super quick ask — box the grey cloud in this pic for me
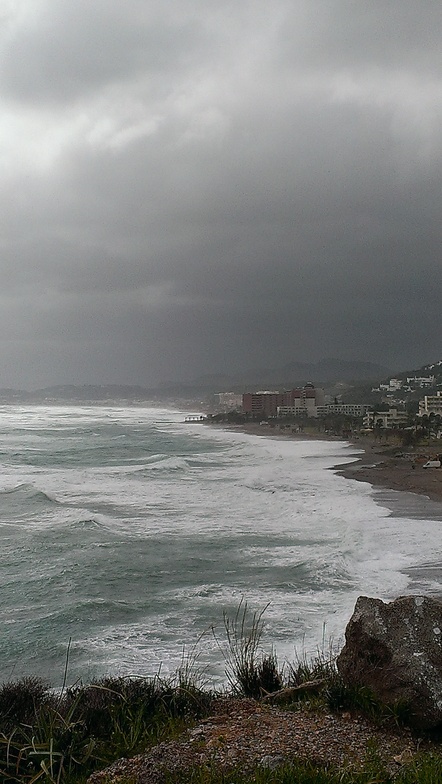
[277,1,442,73]
[0,1,441,386]
[0,0,206,105]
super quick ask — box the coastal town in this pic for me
[211,360,442,444]
[204,362,442,507]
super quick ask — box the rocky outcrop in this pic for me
[337,595,442,729]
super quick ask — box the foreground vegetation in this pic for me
[162,756,442,784]
[0,670,214,784]
[2,605,442,784]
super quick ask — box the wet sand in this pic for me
[336,438,442,504]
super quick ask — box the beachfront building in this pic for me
[363,408,409,429]
[242,390,281,417]
[316,403,372,417]
[242,384,325,418]
[418,391,442,417]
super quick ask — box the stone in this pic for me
[336,595,442,729]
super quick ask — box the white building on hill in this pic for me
[418,392,442,417]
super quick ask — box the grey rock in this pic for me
[337,595,442,729]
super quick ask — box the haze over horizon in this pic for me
[1,1,441,389]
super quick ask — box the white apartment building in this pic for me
[418,391,442,417]
[363,408,409,429]
[277,397,319,417]
[317,403,372,417]
[407,375,435,387]
[277,401,371,419]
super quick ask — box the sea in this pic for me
[1,404,442,688]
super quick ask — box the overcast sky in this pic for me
[1,0,441,388]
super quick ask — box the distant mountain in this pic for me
[0,388,31,402]
[280,358,391,384]
[187,359,391,391]
[0,359,422,406]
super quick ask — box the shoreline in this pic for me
[208,421,442,504]
[336,437,442,505]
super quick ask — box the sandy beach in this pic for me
[336,438,442,504]
[213,421,442,504]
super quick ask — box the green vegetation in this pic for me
[1,607,442,784]
[0,671,211,784]
[219,601,282,698]
[162,754,442,783]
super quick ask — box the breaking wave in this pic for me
[0,404,441,686]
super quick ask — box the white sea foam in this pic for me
[0,405,441,685]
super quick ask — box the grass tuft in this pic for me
[0,677,50,731]
[285,648,337,688]
[220,601,282,699]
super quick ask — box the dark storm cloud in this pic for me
[0,0,441,387]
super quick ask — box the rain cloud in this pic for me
[1,0,441,387]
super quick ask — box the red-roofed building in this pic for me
[242,384,325,418]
